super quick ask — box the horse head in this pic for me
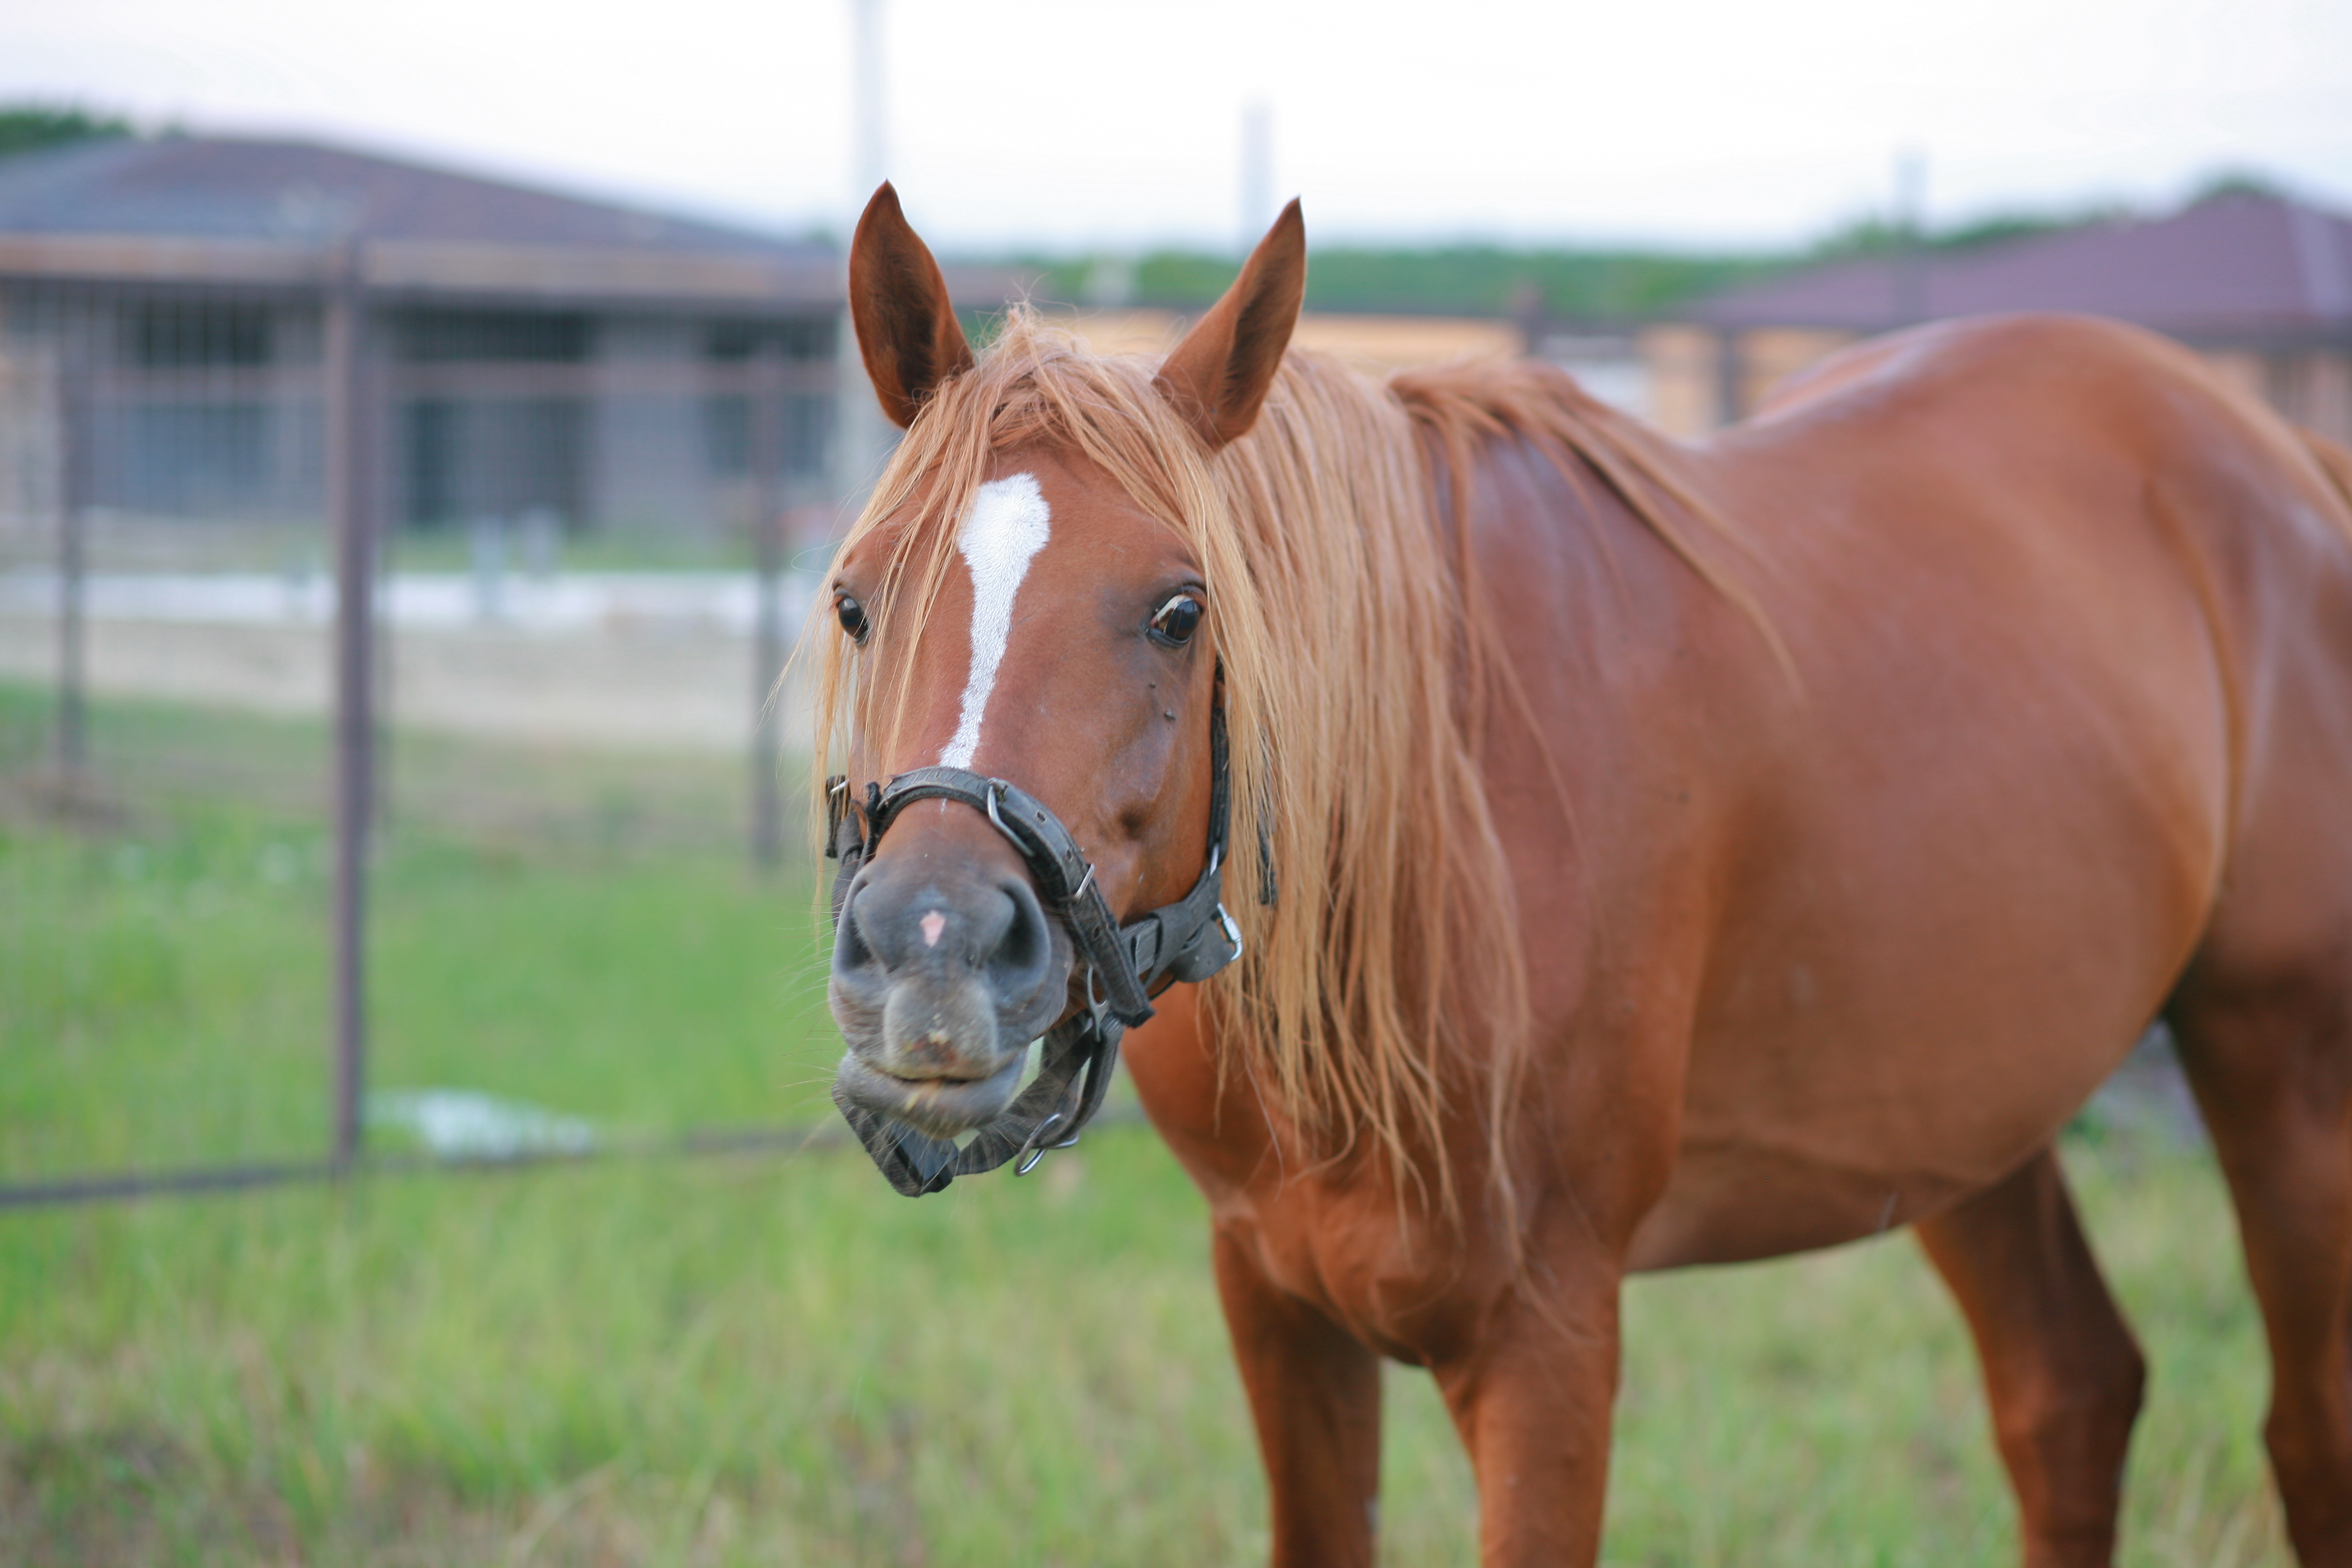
[821,185,1304,1158]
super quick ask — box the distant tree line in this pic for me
[989,172,2290,322]
[0,105,134,162]
[996,246,1781,322]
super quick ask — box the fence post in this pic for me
[53,342,86,794]
[326,242,374,1170]
[1713,328,1746,430]
[750,336,787,871]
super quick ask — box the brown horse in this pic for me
[811,184,2352,1567]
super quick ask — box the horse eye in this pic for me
[836,593,870,645]
[1150,593,1202,645]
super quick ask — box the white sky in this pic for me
[3,0,2347,254]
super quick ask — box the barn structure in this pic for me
[1642,186,2352,443]
[0,135,925,559]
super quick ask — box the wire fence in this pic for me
[2,263,889,1205]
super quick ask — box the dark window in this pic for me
[705,321,761,363]
[701,393,831,480]
[704,317,834,362]
[403,401,461,527]
[402,398,585,528]
[127,302,272,367]
[781,317,835,361]
[397,310,591,363]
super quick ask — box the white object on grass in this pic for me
[367,1089,598,1159]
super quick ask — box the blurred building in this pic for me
[1645,187,2352,443]
[0,136,959,559]
[1050,305,1523,379]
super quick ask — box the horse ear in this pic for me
[1155,199,1306,451]
[849,183,976,429]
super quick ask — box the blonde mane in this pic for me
[802,306,1741,1210]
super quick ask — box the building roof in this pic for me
[0,135,816,255]
[1689,189,2352,341]
[0,135,862,308]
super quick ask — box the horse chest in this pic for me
[1127,990,1505,1361]
[1227,1181,1486,1365]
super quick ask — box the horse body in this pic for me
[821,188,2352,1566]
[1640,315,2253,1266]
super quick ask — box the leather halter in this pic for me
[825,704,1244,1195]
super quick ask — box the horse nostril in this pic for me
[836,883,880,976]
[987,877,1051,989]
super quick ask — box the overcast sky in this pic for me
[4,0,2347,254]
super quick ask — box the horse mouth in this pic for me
[833,1049,1028,1138]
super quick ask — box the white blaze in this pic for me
[939,472,1051,769]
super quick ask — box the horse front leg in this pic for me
[1213,1227,1384,1568]
[1430,1263,1623,1567]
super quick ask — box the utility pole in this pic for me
[1892,147,1929,327]
[1238,100,1273,255]
[850,0,887,202]
[835,0,895,556]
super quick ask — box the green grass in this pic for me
[0,683,2292,1565]
[386,528,760,575]
[0,1130,2289,1566]
[0,683,836,1181]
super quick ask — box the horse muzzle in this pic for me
[827,855,1072,1138]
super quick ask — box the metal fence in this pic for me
[1,258,887,1204]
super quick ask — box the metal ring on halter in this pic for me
[1013,1109,1067,1176]
[826,775,857,853]
[1216,902,1244,964]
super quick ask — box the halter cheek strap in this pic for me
[824,704,1246,1195]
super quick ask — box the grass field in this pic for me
[0,681,835,1182]
[0,681,2295,1565]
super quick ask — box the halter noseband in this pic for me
[825,704,1244,1195]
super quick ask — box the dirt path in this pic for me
[0,616,802,754]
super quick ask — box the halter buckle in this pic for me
[1083,965,1118,1035]
[1013,1110,1066,1176]
[981,778,1031,859]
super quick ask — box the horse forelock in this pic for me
[802,304,1591,1216]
